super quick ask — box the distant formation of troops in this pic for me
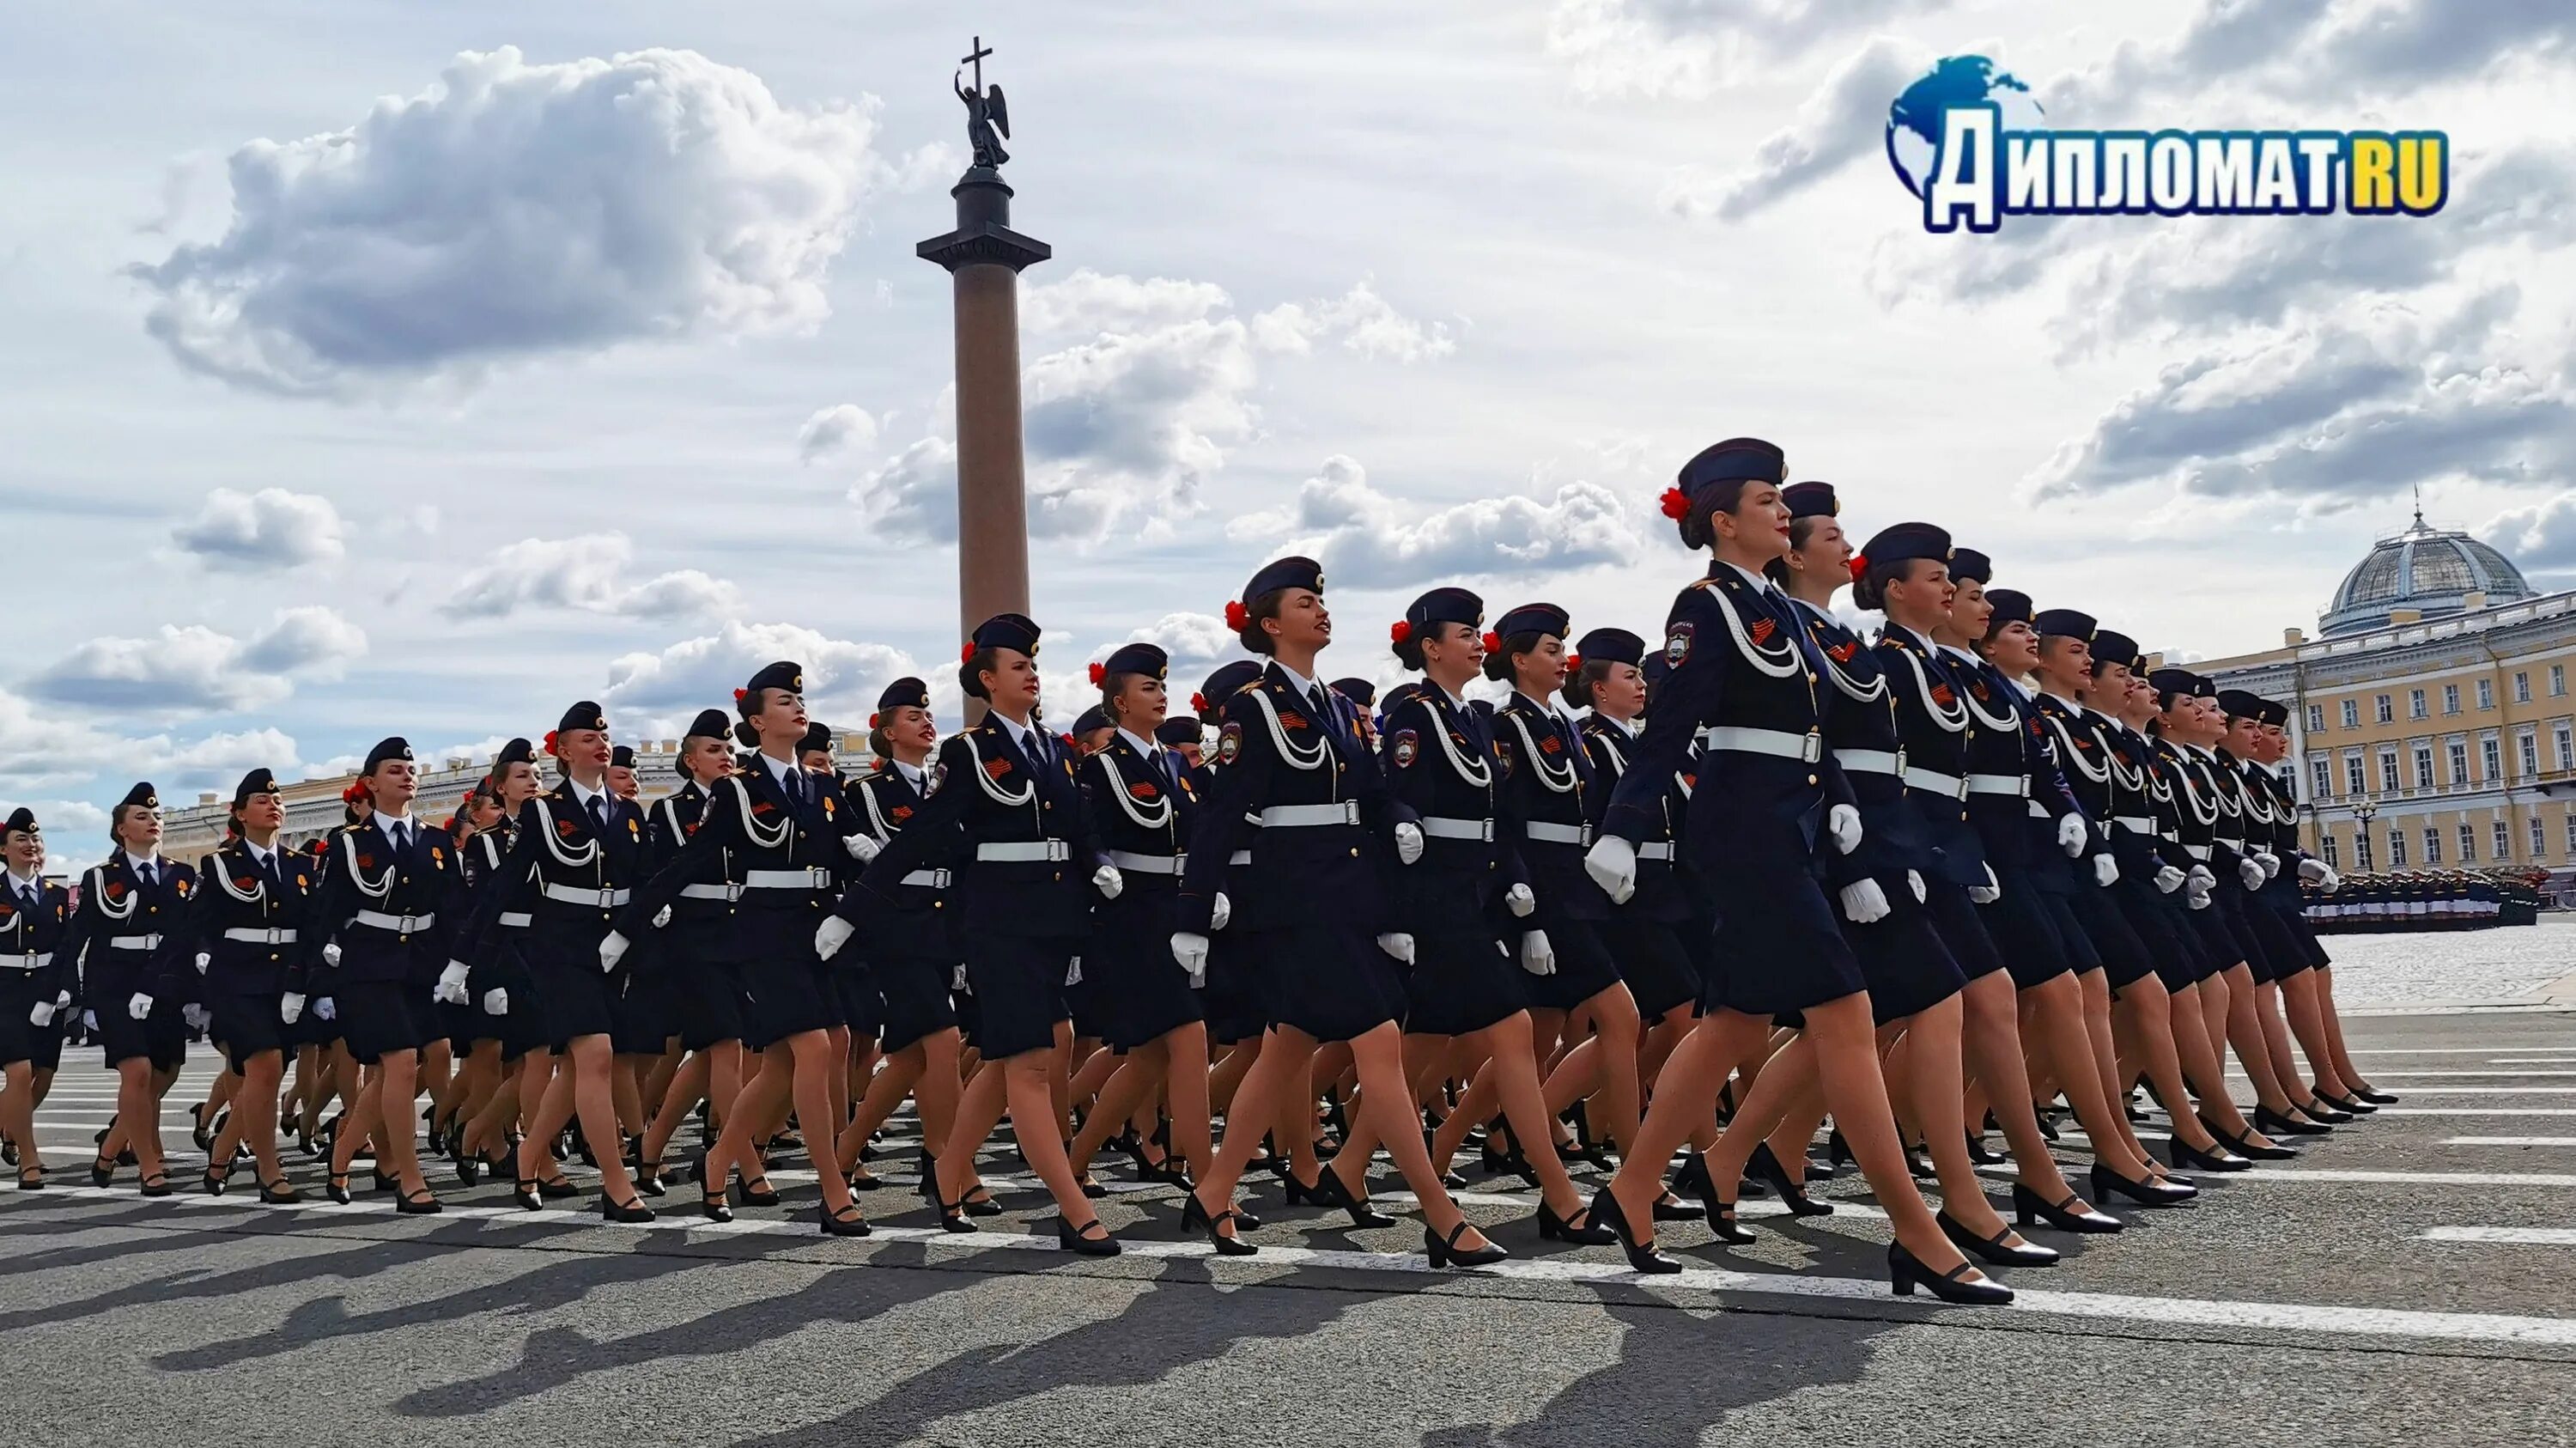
[4,437,2429,1305]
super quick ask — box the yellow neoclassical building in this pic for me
[2201,516,2576,880]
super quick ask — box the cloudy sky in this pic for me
[6,0,2573,856]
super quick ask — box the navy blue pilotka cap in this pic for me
[2092,631,2143,672]
[2032,609,2099,642]
[1984,589,2033,629]
[960,616,1041,699]
[1193,660,1262,721]
[1948,547,1993,585]
[556,700,607,734]
[1399,587,1483,639]
[1676,437,1788,494]
[1571,627,1645,668]
[870,678,928,728]
[1782,481,1838,520]
[1330,678,1376,709]
[1155,718,1204,745]
[495,737,537,769]
[1856,522,1953,570]
[1097,642,1169,682]
[2216,688,2269,721]
[798,722,835,755]
[683,710,730,742]
[2149,667,2215,700]
[1492,602,1570,642]
[361,739,411,774]
[1072,705,1111,736]
[231,769,279,806]
[1240,556,1324,602]
[610,745,636,769]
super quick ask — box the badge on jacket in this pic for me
[1218,722,1243,765]
[1391,729,1419,769]
[1665,623,1694,666]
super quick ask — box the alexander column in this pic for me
[918,36,1049,715]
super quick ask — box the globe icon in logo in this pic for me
[1886,55,2044,199]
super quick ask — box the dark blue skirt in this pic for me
[1699,867,1865,1018]
[1404,926,1526,1038]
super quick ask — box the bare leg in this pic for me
[1961,971,2083,1206]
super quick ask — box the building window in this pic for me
[2516,672,2532,704]
[2323,834,2340,868]
[2340,699,2360,728]
[2354,831,2374,870]
[2483,736,2503,781]
[2479,678,2495,710]
[2409,688,2427,720]
[2388,830,2408,867]
[2424,827,2443,864]
[2414,744,2434,788]
[2520,731,2540,778]
[2375,693,2394,723]
[2534,815,2549,860]
[2345,754,2366,794]
[2306,703,2325,733]
[2495,818,2513,861]
[2312,756,2334,799]
[2450,739,2470,782]
[2560,723,2574,774]
[2554,665,2566,697]
[2460,823,2478,862]
[2566,814,2576,857]
[2445,684,2462,715]
[2379,751,2401,793]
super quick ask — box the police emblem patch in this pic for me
[1496,739,1516,776]
[1391,729,1419,769]
[1218,721,1243,765]
[1664,623,1694,666]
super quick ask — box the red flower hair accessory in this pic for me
[543,730,560,754]
[732,688,748,703]
[1660,486,1692,520]
[1390,619,1412,645]
[1224,599,1249,630]
[866,712,881,729]
[1564,652,1582,673]
[1190,691,1209,713]
[959,641,976,662]
[1088,661,1106,686]
[1847,552,1869,584]
[1482,630,1501,655]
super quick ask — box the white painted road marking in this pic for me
[2422,1226,2576,1247]
[2442,1137,2576,1147]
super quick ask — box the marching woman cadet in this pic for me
[1060,644,1221,1194]
[1174,558,1505,1265]
[1187,660,1270,1122]
[1582,440,2004,1302]
[618,661,872,1236]
[64,782,195,1196]
[847,616,1120,1255]
[3,808,71,1189]
[1388,588,1614,1244]
[456,703,653,1222]
[827,684,966,1188]
[2243,703,2391,1105]
[1485,604,1644,1179]
[298,739,463,1213]
[636,709,747,1193]
[453,740,546,1182]
[605,741,674,1172]
[177,770,311,1202]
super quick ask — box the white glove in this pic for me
[2256,849,2281,879]
[183,1002,210,1031]
[280,993,305,1025]
[2186,888,2212,910]
[482,988,508,1016]
[80,1009,97,1031]
[598,931,629,972]
[1504,882,1536,918]
[1394,821,1425,866]
[2318,866,2342,894]
[128,992,154,1020]
[1827,803,1862,855]
[321,941,342,967]
[2094,854,2120,888]
[1583,836,1638,904]
[314,996,336,1022]
[1171,931,1210,974]
[815,916,855,960]
[1967,864,2002,905]
[1838,879,1891,924]
[434,960,471,1005]
[194,952,211,975]
[1376,932,1416,965]
[2057,812,2088,857]
[652,904,671,928]
[2154,864,2186,894]
[2298,856,2330,885]
[951,964,970,994]
[844,833,880,863]
[1519,928,1556,976]
[1065,957,1083,987]
[29,1001,55,1027]
[1210,892,1231,931]
[1092,865,1123,900]
[2186,864,2215,894]
[2237,859,2266,891]
[1905,870,1926,903]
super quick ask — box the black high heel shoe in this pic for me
[1938,1208,2060,1267]
[1963,1133,2007,1166]
[1651,1191,1698,1221]
[2009,1182,2122,1233]
[258,1177,300,1205]
[634,1158,668,1198]
[513,1176,544,1212]
[1589,1186,1680,1274]
[1669,1151,1713,1201]
[595,1191,652,1225]
[373,1168,399,1194]
[1182,1189,1258,1256]
[395,1188,441,1215]
[538,1174,580,1201]
[1288,1163,1395,1228]
[1425,1130,1467,1190]
[202,1159,234,1196]
[2167,1136,2252,1173]
[1479,1137,1539,1187]
[2354,1086,2399,1105]
[1535,1201,1618,1245]
[2312,1089,2374,1116]
[695,1149,732,1222]
[730,1173,781,1208]
[2255,1104,2332,1138]
[2089,1161,2196,1207]
[1424,1219,1508,1269]
[1888,1243,2014,1305]
[2203,1116,2300,1160]
[1747,1141,1832,1218]
[138,1172,172,1198]
[326,1171,352,1206]
[1701,1191,1756,1245]
[817,1202,869,1237]
[1056,1216,1121,1256]
[88,1157,114,1189]
[2293,1096,2355,1125]
[918,1151,976,1233]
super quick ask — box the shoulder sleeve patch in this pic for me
[1217,721,1244,764]
[1390,729,1419,769]
[1664,622,1695,667]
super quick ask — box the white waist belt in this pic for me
[677,883,736,901]
[1968,773,2029,796]
[540,883,630,909]
[2114,817,2154,836]
[900,868,953,888]
[1525,820,1591,847]
[498,911,532,928]
[1228,849,1251,866]
[1419,817,1494,842]
[2220,838,2246,855]
[1259,801,1360,828]
[1834,748,1903,776]
[2184,844,2212,861]
[978,840,1071,862]
[1,952,51,971]
[107,934,163,950]
[744,867,834,890]
[1904,767,1967,800]
[220,927,300,944]
[1101,850,1181,876]
[1637,842,1675,861]
[1700,726,1823,763]
[351,910,433,933]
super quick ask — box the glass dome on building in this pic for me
[2321,512,2535,637]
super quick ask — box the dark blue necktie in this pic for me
[589,794,610,833]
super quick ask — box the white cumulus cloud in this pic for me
[603,620,921,734]
[797,404,878,463]
[442,532,741,620]
[1228,455,1645,588]
[170,486,346,571]
[27,608,365,719]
